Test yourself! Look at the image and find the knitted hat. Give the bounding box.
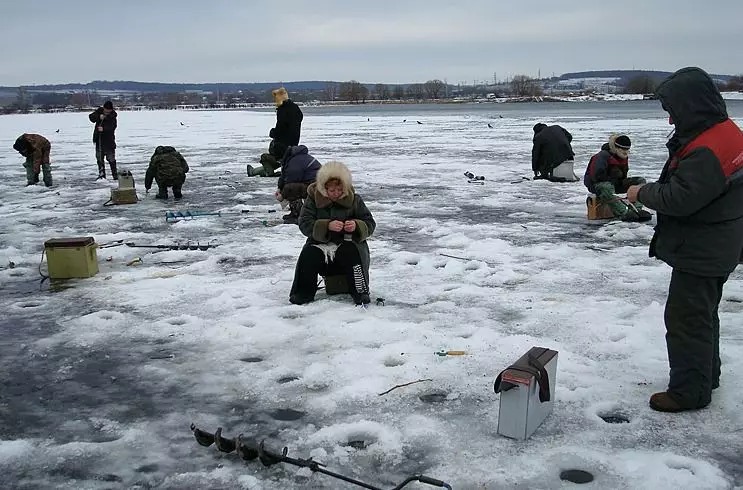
[614,134,631,149]
[103,100,114,110]
[533,123,547,133]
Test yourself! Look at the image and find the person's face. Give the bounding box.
[325,181,343,201]
[668,114,674,125]
[103,107,112,115]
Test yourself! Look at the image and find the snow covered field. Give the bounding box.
[1,102,742,489]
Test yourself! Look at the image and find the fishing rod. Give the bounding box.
[190,424,452,490]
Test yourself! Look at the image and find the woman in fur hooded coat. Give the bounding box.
[291,161,376,306]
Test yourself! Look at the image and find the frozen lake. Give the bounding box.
[1,101,742,489]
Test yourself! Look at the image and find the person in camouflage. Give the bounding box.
[89,100,118,180]
[13,133,52,187]
[144,146,189,199]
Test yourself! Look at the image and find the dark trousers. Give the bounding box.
[664,269,727,408]
[282,183,310,219]
[95,143,117,178]
[290,243,368,300]
[156,177,185,198]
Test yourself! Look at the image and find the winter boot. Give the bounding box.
[649,392,686,413]
[289,293,315,305]
[283,199,303,224]
[246,164,266,177]
[173,187,183,200]
[622,208,653,222]
[155,186,168,199]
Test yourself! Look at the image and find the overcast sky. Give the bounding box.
[1,0,741,86]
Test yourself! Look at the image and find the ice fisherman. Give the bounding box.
[290,161,375,306]
[13,133,52,187]
[531,123,578,182]
[89,101,118,180]
[584,134,652,222]
[247,87,304,177]
[275,145,322,225]
[144,146,190,200]
[626,67,743,413]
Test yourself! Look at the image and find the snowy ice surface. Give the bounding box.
[1,101,742,489]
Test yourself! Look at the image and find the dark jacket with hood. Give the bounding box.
[584,136,630,194]
[532,124,575,177]
[277,145,321,191]
[637,67,743,277]
[270,99,303,148]
[298,162,375,284]
[88,107,118,149]
[145,146,189,189]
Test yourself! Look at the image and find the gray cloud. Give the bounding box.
[1,0,741,85]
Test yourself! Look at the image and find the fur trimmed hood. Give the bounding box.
[316,161,353,198]
[272,87,289,107]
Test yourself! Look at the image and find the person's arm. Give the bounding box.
[31,143,43,172]
[89,108,102,123]
[589,152,609,185]
[177,153,189,173]
[351,196,376,241]
[298,191,329,242]
[144,156,157,189]
[637,147,727,216]
[531,139,542,175]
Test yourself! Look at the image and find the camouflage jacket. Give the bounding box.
[145,146,189,188]
[13,134,50,171]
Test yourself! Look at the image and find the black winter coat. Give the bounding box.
[269,99,303,147]
[638,67,743,277]
[277,145,321,191]
[532,125,574,176]
[89,108,117,149]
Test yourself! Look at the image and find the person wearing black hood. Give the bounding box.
[88,100,118,180]
[275,145,322,224]
[584,133,652,221]
[627,67,743,412]
[531,123,578,182]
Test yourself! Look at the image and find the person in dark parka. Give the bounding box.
[291,161,375,306]
[276,145,321,224]
[627,67,743,412]
[88,100,118,180]
[247,87,304,177]
[532,123,577,181]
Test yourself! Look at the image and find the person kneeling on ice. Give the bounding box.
[531,123,578,182]
[290,161,375,306]
[13,133,52,187]
[584,134,652,222]
[276,145,322,224]
[144,146,189,200]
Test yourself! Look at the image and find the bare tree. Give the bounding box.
[424,79,446,99]
[407,83,425,100]
[624,75,656,94]
[374,83,390,100]
[324,82,339,102]
[510,75,542,97]
[392,85,405,100]
[724,75,743,91]
[339,80,367,103]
